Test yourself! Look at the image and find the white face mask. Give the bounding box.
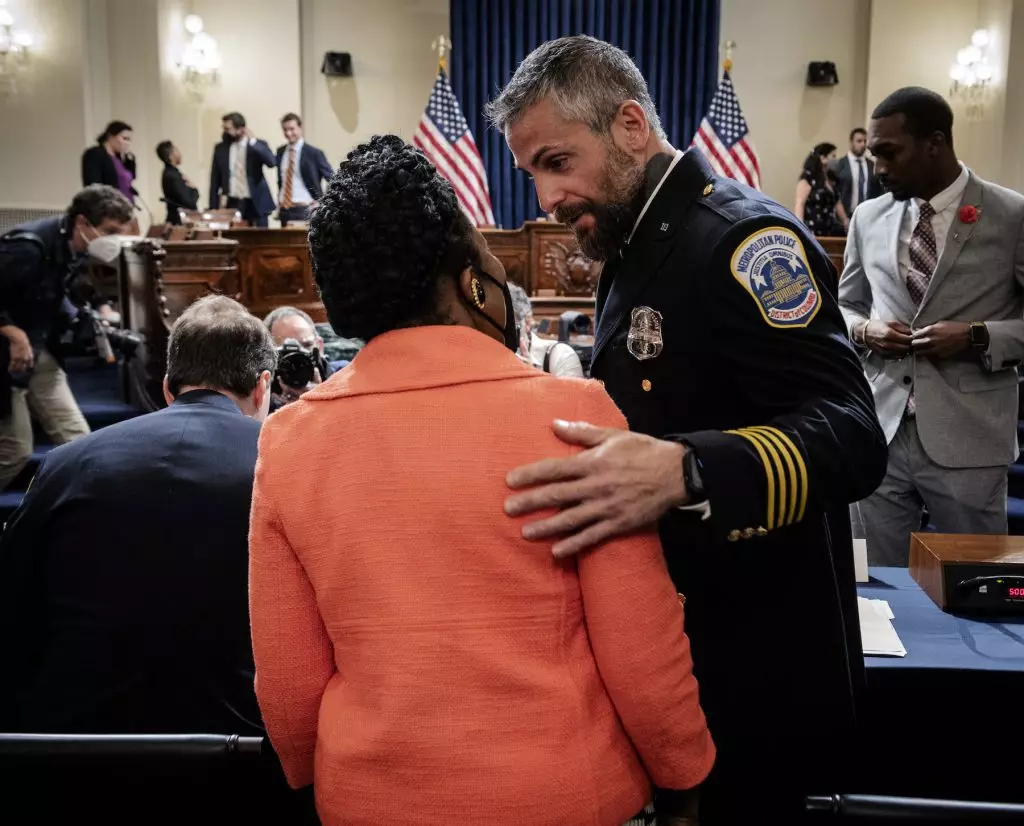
[84,223,123,265]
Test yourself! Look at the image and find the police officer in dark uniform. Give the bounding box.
[0,184,134,490]
[490,36,888,824]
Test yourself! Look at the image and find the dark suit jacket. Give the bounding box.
[81,144,137,192]
[274,141,333,203]
[161,164,200,224]
[0,390,265,735]
[209,138,277,216]
[831,154,883,216]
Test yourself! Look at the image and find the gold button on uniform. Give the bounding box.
[727,529,741,543]
[703,183,714,196]
[641,379,652,392]
[742,527,755,540]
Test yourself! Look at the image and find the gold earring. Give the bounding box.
[470,277,486,309]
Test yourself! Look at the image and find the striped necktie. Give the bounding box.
[281,146,295,209]
[906,202,938,306]
[904,201,937,418]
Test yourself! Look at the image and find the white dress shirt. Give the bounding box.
[228,138,255,199]
[528,334,584,378]
[847,152,868,212]
[281,138,313,205]
[897,163,969,286]
[627,149,684,245]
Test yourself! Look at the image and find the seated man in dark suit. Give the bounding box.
[209,112,277,228]
[831,127,884,231]
[157,140,200,225]
[0,294,275,738]
[275,113,333,225]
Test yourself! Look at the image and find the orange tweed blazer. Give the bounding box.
[249,326,714,826]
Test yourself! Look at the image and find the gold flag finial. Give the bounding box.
[723,40,736,73]
[432,35,452,71]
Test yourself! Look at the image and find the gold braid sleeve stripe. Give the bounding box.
[726,428,778,530]
[736,428,787,531]
[750,426,809,524]
[745,426,799,526]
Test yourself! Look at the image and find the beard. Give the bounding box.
[553,144,645,262]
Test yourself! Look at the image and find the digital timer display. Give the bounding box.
[1010,587,1024,599]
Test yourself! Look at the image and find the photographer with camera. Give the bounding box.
[0,184,134,490]
[263,306,335,411]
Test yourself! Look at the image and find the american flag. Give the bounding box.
[413,69,495,226]
[691,71,761,190]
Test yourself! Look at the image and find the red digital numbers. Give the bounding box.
[1009,587,1024,598]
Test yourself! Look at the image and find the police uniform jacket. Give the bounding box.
[0,216,80,413]
[591,149,888,744]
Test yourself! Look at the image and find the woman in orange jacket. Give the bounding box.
[248,135,714,826]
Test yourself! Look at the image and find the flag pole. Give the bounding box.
[723,40,736,73]
[432,35,452,72]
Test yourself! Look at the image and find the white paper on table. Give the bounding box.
[852,538,869,583]
[857,596,906,657]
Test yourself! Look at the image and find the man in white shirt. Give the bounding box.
[506,282,584,377]
[209,112,277,227]
[830,127,882,230]
[275,113,334,226]
[839,87,1024,565]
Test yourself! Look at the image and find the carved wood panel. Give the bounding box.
[222,228,325,322]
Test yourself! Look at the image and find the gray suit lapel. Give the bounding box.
[884,201,915,314]
[918,172,983,314]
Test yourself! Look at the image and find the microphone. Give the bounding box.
[132,191,156,228]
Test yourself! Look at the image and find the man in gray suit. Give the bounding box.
[840,87,1024,566]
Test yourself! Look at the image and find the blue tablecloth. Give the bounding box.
[851,567,1024,803]
[859,566,1024,672]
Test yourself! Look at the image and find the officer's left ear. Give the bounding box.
[610,100,651,153]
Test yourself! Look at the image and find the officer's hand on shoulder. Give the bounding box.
[504,421,688,558]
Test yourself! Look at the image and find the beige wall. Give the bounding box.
[3,0,1023,219]
[1003,0,1024,193]
[299,0,448,166]
[156,0,301,213]
[720,0,872,206]
[0,0,88,209]
[866,0,1014,182]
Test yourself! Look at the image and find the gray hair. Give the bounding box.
[485,35,665,140]
[167,295,276,398]
[507,282,534,327]
[262,305,316,333]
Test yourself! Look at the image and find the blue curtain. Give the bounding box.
[450,0,721,229]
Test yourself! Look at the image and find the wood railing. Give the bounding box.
[112,225,847,408]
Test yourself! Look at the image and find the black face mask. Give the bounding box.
[469,266,518,352]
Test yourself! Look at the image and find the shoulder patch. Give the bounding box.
[729,226,821,328]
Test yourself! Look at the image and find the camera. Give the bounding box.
[74,306,142,361]
[274,338,321,390]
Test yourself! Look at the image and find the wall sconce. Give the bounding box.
[0,0,34,95]
[178,14,220,100]
[949,29,994,116]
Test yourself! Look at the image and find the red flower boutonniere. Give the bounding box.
[958,204,980,224]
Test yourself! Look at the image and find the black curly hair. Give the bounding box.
[308,134,481,341]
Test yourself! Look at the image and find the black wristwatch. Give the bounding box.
[969,321,990,353]
[682,446,707,504]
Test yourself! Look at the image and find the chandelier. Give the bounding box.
[0,0,34,95]
[949,29,994,116]
[178,14,221,100]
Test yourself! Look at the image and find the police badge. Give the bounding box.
[627,306,664,360]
